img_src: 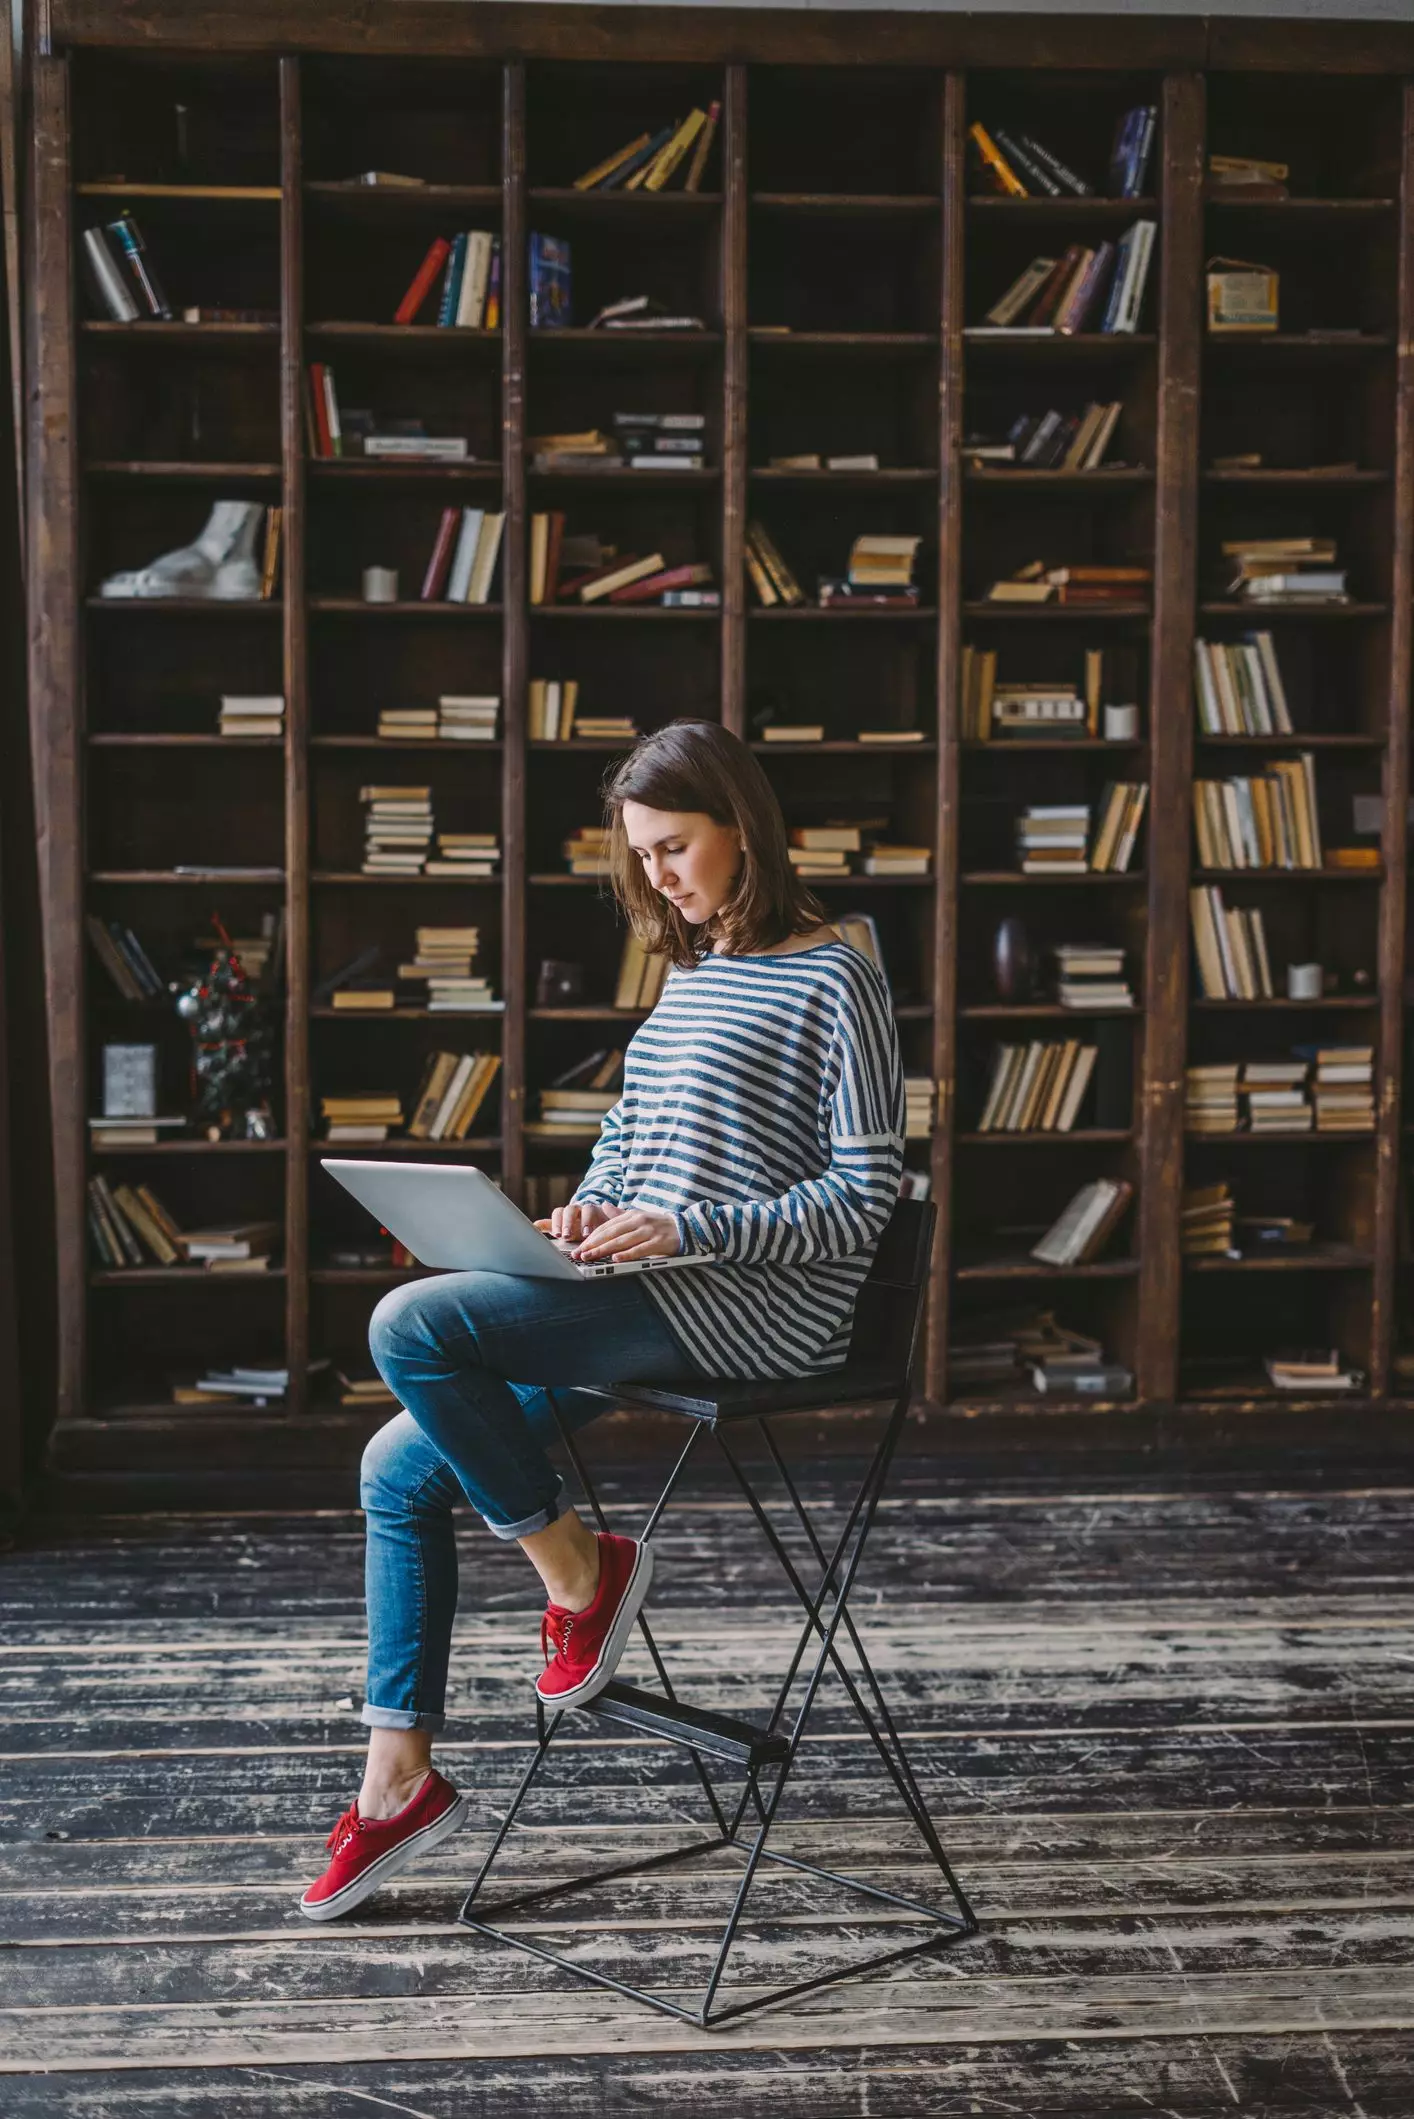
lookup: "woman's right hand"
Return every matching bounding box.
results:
[534,1199,616,1243]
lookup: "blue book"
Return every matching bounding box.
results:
[529,233,572,329]
[1099,223,1136,332]
[437,232,468,327]
[598,125,673,191]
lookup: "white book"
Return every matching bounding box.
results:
[428,1054,477,1141]
[1118,219,1156,332]
[446,508,484,601]
[1252,631,1293,733]
[220,695,286,714]
[83,226,140,320]
[456,231,492,328]
[466,511,505,604]
[545,680,562,742]
[1054,1043,1099,1133]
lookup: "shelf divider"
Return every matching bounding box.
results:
[502,59,528,1205]
[281,57,311,1418]
[722,63,748,737]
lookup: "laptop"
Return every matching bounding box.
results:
[322,1159,715,1282]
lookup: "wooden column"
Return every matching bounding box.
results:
[1136,70,1204,1407]
[279,57,311,1415]
[25,54,83,1425]
[926,68,965,1407]
[501,59,528,1204]
[721,64,747,738]
[1370,80,1414,1397]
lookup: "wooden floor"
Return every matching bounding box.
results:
[3,1455,1414,2115]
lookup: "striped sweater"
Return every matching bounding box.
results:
[571,939,906,1379]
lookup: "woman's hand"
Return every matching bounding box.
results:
[568,1205,682,1262]
[533,1200,616,1244]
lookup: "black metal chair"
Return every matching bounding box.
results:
[457,1197,979,2025]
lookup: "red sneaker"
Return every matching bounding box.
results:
[298,1767,468,1921]
[536,1532,654,1710]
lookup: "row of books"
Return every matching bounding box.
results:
[306,366,477,462]
[85,916,167,1003]
[744,525,922,610]
[766,452,883,472]
[976,1038,1102,1134]
[88,1176,277,1273]
[321,1050,502,1143]
[528,681,636,742]
[1182,1181,1340,1260]
[1188,886,1274,1001]
[574,107,720,194]
[418,506,507,604]
[986,561,1152,607]
[220,693,285,739]
[400,230,502,329]
[531,1048,626,1136]
[948,1306,1131,1398]
[1015,783,1147,875]
[1185,1049,1374,1135]
[615,931,672,1011]
[378,697,499,743]
[526,518,718,606]
[326,926,503,1016]
[964,401,1124,474]
[1030,1176,1134,1267]
[359,785,499,880]
[1192,634,1294,736]
[756,724,927,745]
[959,645,1137,741]
[173,1361,320,1408]
[786,825,932,879]
[1193,758,1323,871]
[968,108,1156,200]
[976,225,1156,336]
[1222,536,1348,607]
[529,412,709,478]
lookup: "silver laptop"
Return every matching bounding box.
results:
[322,1159,714,1281]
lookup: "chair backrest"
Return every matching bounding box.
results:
[845,1197,937,1380]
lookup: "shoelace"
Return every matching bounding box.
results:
[541,1609,574,1665]
[325,1803,362,1855]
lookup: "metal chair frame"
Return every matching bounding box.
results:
[456,1201,980,2027]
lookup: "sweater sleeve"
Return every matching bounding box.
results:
[570,1097,628,1209]
[675,965,905,1265]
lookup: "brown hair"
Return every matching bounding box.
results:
[602,719,829,968]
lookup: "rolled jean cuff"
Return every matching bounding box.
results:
[361,1702,447,1732]
[483,1480,565,1542]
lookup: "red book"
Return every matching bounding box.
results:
[1028,245,1084,328]
[394,236,452,326]
[420,506,461,600]
[308,362,332,458]
[543,510,567,604]
[608,562,712,605]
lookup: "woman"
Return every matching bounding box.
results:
[300,718,905,1919]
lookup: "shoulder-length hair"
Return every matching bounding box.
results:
[602,719,828,968]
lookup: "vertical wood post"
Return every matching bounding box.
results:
[721,64,748,739]
[501,59,528,1204]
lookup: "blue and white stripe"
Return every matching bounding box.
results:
[571,940,906,1379]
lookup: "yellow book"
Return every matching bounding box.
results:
[968,121,1028,199]
[574,133,651,192]
[528,678,547,742]
[529,513,548,605]
[643,109,707,192]
[560,679,580,740]
[615,931,647,1010]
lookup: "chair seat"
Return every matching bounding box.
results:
[576,1359,908,1425]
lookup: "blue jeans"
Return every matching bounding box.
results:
[360,1268,699,1732]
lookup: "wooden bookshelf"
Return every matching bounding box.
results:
[24,10,1414,1477]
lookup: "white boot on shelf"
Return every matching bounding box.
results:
[99,499,265,601]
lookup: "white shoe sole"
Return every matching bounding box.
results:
[298,1791,470,1921]
[536,1539,655,1712]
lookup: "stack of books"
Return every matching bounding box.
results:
[587,294,706,333]
[1189,886,1275,1000]
[565,826,612,877]
[400,928,503,1014]
[392,231,501,327]
[1193,755,1322,870]
[1208,154,1289,200]
[972,225,1156,336]
[965,402,1124,473]
[787,825,866,878]
[1193,633,1294,734]
[528,233,572,327]
[378,708,439,741]
[985,561,1152,607]
[86,1178,277,1272]
[1184,1063,1241,1134]
[1053,943,1133,1009]
[573,106,720,193]
[529,680,587,740]
[1243,1060,1313,1134]
[968,109,1155,199]
[1310,1045,1375,1132]
[1030,1177,1133,1266]
[81,211,173,320]
[948,1306,1111,1392]
[86,1108,187,1150]
[744,521,805,607]
[1264,1348,1363,1393]
[1180,1181,1237,1257]
[977,1039,1099,1133]
[768,452,881,471]
[419,506,506,604]
[407,1050,502,1138]
[548,542,716,606]
[321,1093,404,1144]
[615,932,670,1010]
[180,1221,281,1271]
[528,430,616,471]
[861,841,931,878]
[362,785,434,875]
[427,831,500,881]
[575,714,637,742]
[613,410,708,471]
[969,663,1084,740]
[173,1361,308,1407]
[904,1077,934,1139]
[220,694,285,739]
[529,1049,626,1139]
[1223,537,1348,606]
[437,695,500,742]
[818,536,922,610]
[1017,803,1090,876]
[336,1367,399,1410]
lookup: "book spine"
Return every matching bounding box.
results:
[394,236,452,325]
[684,100,721,193]
[968,121,1028,198]
[484,238,501,330]
[420,507,461,601]
[436,231,468,327]
[107,213,173,319]
[1019,132,1093,196]
[82,226,139,322]
[993,127,1061,198]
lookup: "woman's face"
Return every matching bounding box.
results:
[621,802,745,924]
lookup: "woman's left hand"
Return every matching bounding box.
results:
[572,1206,681,1262]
